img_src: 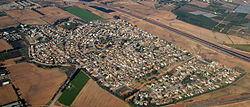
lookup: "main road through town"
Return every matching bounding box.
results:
[90,3,250,62]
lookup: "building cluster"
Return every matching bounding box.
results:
[0,67,10,86]
[64,20,191,91]
[31,41,69,64]
[27,20,191,91]
[10,19,241,106]
[0,31,22,41]
[27,24,71,64]
[133,57,241,106]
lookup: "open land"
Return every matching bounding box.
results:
[0,16,17,29]
[217,99,250,107]
[226,44,250,52]
[5,9,47,25]
[188,0,209,8]
[37,7,78,24]
[139,1,157,8]
[3,61,67,105]
[71,79,130,107]
[0,85,18,105]
[0,39,13,52]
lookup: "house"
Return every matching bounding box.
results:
[0,70,9,76]
[0,78,10,86]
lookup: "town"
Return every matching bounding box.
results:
[1,19,242,106]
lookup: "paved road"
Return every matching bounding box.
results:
[190,94,250,107]
[90,3,250,62]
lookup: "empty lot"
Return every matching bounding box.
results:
[5,9,47,25]
[71,79,129,107]
[0,39,13,52]
[37,7,78,24]
[0,85,18,106]
[0,16,17,29]
[4,61,67,105]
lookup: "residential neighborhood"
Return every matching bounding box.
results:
[1,19,241,105]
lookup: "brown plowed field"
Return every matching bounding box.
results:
[0,85,18,105]
[0,39,13,52]
[71,79,129,107]
[5,9,47,25]
[4,61,67,105]
[37,7,79,24]
[0,16,17,29]
[177,5,211,13]
[189,0,209,8]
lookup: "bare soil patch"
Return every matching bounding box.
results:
[71,79,129,107]
[140,1,157,8]
[0,85,18,105]
[37,7,78,24]
[0,39,13,52]
[3,61,67,105]
[113,1,157,16]
[177,5,211,13]
[217,99,250,107]
[189,0,209,8]
[0,16,17,29]
[5,9,47,25]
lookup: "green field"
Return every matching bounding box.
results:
[174,11,218,30]
[58,71,89,106]
[65,6,102,22]
[226,44,250,52]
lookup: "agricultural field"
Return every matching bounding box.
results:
[173,3,250,35]
[65,6,102,22]
[4,61,67,105]
[0,50,22,61]
[0,39,13,52]
[37,7,78,24]
[72,79,130,107]
[5,9,47,25]
[188,0,209,8]
[174,10,218,30]
[0,85,18,106]
[225,44,250,52]
[58,71,89,106]
[0,16,17,29]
